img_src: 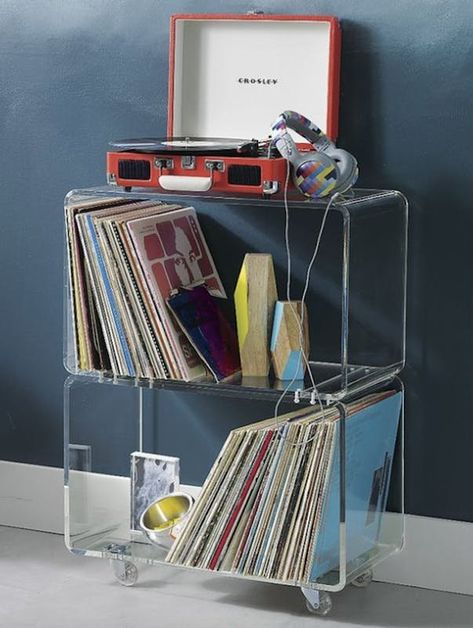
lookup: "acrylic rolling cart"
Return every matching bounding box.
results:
[64,187,407,616]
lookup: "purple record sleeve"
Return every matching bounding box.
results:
[167,285,240,381]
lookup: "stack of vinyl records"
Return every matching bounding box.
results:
[66,196,234,381]
[166,390,402,584]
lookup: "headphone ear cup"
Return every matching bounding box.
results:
[293,152,339,198]
[325,148,358,194]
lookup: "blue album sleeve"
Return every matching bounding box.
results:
[309,391,402,582]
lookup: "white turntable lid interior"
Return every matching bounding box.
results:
[171,18,332,142]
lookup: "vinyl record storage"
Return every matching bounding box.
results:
[64,186,408,616]
[64,11,408,617]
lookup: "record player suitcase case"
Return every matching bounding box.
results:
[107,13,341,197]
[107,139,290,197]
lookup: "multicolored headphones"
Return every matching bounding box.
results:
[271,111,358,198]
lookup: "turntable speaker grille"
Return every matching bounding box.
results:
[118,159,151,181]
[228,165,261,186]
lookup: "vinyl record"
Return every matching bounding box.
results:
[110,137,259,156]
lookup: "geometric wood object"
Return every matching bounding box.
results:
[234,254,278,376]
[270,300,309,380]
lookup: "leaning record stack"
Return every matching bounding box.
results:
[166,390,401,584]
[65,196,229,381]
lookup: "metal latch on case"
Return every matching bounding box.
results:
[205,160,225,172]
[181,155,196,169]
[154,158,174,169]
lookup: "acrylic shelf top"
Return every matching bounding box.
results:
[65,185,407,217]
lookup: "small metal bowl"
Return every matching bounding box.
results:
[139,492,194,547]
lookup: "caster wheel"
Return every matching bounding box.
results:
[305,591,332,616]
[352,569,373,588]
[110,559,138,586]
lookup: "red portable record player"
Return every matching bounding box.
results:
[106,13,341,197]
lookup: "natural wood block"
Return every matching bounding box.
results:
[234,254,278,377]
[270,301,309,380]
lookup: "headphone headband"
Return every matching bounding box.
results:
[270,110,358,199]
[271,110,334,152]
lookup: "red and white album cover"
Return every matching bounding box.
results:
[126,207,225,380]
[137,210,225,299]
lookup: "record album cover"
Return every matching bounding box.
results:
[168,285,240,382]
[127,206,225,380]
[130,452,180,532]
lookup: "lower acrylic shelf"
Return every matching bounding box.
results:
[65,360,402,404]
[66,522,401,593]
[64,375,404,600]
[65,476,403,594]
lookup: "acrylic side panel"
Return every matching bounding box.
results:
[65,376,199,564]
[345,191,407,376]
[63,193,80,375]
[65,376,142,554]
[306,383,404,590]
[343,389,403,581]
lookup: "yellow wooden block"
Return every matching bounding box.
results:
[234,254,277,377]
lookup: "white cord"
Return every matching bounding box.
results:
[273,161,343,443]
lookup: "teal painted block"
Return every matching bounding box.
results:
[281,350,305,380]
[270,300,309,380]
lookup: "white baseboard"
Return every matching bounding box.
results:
[1,460,472,595]
[0,461,64,533]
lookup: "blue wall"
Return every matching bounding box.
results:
[1,0,472,522]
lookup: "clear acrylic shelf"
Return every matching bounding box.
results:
[64,375,404,593]
[64,186,408,403]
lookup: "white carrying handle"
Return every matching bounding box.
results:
[158,175,212,192]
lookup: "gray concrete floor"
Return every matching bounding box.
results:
[1,526,473,628]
